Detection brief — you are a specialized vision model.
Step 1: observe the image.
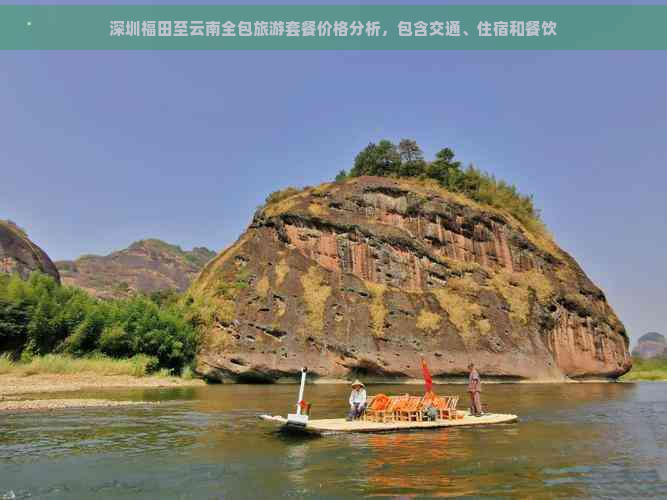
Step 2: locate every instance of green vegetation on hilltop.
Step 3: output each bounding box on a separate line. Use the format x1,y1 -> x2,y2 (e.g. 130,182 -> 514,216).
339,138 -> 541,228
0,272 -> 202,373
621,356 -> 667,381
263,139 -> 542,232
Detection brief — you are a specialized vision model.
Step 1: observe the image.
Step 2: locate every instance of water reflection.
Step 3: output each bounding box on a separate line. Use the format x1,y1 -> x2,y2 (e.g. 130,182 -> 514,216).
363,431 -> 461,496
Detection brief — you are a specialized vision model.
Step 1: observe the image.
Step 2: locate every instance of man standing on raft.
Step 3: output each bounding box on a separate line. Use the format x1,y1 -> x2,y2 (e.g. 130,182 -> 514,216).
347,380 -> 367,420
468,362 -> 483,416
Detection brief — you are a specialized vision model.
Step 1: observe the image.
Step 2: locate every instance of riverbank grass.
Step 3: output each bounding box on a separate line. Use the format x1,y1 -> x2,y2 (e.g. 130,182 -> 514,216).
0,354 -> 160,377
621,357 -> 667,381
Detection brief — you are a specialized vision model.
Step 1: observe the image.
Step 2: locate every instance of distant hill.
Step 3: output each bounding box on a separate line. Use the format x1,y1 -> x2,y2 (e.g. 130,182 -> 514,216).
632,332 -> 666,359
639,332 -> 665,343
0,219 -> 60,282
56,239 -> 215,299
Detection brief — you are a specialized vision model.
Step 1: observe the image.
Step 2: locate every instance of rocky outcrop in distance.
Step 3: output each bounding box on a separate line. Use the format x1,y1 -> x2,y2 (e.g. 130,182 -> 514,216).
57,239 -> 215,299
632,332 -> 666,359
0,220 -> 60,282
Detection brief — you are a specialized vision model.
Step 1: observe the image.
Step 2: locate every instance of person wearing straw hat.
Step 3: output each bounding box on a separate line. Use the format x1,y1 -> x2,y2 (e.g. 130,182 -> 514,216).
347,379 -> 367,420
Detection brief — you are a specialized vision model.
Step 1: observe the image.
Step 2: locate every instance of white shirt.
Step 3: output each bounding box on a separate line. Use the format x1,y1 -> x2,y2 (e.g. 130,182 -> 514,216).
349,388 -> 367,405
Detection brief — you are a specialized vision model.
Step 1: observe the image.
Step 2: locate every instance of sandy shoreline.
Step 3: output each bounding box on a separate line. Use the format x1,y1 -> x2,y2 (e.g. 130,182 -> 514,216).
0,373 -> 205,413
0,399 -> 155,413
0,373 -> 205,397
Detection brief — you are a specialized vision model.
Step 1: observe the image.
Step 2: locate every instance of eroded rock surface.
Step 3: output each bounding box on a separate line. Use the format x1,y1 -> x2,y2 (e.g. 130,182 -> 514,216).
0,220 -> 60,282
192,177 -> 631,382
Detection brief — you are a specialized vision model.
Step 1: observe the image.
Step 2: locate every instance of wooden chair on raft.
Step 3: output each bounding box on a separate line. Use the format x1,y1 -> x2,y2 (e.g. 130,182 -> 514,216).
395,395 -> 421,422
396,392 -> 436,422
363,393 -> 460,422
362,394 -> 389,422
363,394 -> 409,423
432,395 -> 460,420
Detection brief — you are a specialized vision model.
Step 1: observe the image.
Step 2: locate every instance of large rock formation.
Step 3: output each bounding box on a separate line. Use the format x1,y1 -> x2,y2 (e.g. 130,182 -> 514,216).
632,332 -> 666,359
191,177 -> 631,382
56,239 -> 215,299
0,220 -> 60,282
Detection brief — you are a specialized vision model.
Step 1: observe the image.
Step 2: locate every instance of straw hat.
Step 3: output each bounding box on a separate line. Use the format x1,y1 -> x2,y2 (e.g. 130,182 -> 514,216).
351,379 -> 365,388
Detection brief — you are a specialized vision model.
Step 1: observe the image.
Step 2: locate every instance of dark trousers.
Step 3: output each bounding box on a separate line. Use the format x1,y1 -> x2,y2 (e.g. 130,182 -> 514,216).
469,391 -> 482,415
348,403 -> 366,419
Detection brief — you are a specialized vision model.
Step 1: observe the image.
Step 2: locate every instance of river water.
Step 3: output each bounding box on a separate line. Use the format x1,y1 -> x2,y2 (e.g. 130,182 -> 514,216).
1,382 -> 665,499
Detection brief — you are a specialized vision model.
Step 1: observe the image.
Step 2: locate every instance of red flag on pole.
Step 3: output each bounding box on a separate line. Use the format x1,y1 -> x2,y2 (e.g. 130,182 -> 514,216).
421,358 -> 433,394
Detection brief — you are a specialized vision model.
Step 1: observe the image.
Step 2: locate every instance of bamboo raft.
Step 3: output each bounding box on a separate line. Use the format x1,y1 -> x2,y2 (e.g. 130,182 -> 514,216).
260,411 -> 518,435
259,368 -> 518,435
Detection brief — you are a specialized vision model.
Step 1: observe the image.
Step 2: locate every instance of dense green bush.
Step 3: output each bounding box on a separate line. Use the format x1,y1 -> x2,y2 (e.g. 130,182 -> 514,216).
98,324 -> 132,357
348,139 -> 541,227
350,139 -> 401,178
0,272 -> 198,373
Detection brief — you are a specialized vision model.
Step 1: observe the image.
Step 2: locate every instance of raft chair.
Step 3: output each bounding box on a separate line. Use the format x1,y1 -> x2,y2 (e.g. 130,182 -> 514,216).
433,395 -> 459,420
362,394 -> 390,422
431,395 -> 448,420
449,395 -> 461,419
385,394 -> 411,422
396,395 -> 427,422
365,394 -> 409,423
389,394 -> 412,421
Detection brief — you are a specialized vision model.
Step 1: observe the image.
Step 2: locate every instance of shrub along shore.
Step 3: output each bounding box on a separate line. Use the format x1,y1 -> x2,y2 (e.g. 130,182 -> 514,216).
0,273 -> 204,409
0,272 -> 203,377
620,357 -> 667,382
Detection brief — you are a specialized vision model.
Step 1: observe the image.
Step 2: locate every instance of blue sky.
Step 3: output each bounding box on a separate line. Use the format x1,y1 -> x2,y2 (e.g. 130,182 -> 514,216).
1,2 -> 666,345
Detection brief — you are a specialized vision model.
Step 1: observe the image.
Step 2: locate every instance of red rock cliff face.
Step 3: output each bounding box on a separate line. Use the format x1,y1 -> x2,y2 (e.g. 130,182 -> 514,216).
192,177 -> 631,382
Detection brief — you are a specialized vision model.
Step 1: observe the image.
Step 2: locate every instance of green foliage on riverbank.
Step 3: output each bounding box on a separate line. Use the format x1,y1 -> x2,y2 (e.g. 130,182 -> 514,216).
342,139 -> 541,227
0,272 -> 200,373
621,356 -> 667,381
